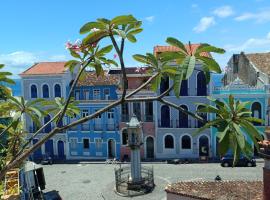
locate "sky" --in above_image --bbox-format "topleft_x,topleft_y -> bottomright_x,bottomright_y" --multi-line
1,0 -> 270,78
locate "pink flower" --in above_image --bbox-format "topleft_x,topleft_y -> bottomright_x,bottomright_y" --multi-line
113,54 -> 118,59
65,42 -> 72,49
135,67 -> 140,73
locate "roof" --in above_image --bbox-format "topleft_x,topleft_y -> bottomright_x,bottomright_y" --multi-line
108,67 -> 150,75
154,44 -> 210,57
165,181 -> 262,200
77,71 -> 119,86
20,62 -> 68,76
245,52 -> 270,75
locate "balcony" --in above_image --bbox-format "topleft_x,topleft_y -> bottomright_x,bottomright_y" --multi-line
158,119 -> 173,128
121,114 -> 129,122
94,122 -> 103,131
144,115 -> 154,122
176,120 -> 192,128
106,123 -> 119,131
81,123 -> 90,131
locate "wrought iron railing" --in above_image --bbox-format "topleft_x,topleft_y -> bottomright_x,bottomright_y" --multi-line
114,166 -> 154,196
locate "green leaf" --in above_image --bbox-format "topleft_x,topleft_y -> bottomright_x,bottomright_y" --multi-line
166,37 -> 188,54
114,29 -> 126,38
69,49 -> 81,59
173,70 -> 183,98
233,123 -> 246,150
111,15 -> 137,26
0,64 -> 4,69
126,34 -> 137,43
195,43 -> 225,56
151,74 -> 161,92
133,54 -> 148,63
228,95 -> 234,112
197,56 -> 222,73
202,65 -> 211,84
182,56 -> 196,79
128,28 -> 143,35
82,30 -> 108,45
97,45 -> 113,55
218,132 -> 230,156
80,22 -> 105,34
65,60 -> 80,73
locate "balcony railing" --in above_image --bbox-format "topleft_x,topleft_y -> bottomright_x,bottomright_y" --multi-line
158,119 -> 173,128
144,115 -> 154,122
176,120 -> 192,128
157,119 -> 210,129
94,122 -> 103,131
81,123 -> 90,131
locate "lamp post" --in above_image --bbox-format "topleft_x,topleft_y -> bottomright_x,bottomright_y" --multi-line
126,114 -> 144,187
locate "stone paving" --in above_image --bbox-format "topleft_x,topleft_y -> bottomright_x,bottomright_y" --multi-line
42,162 -> 263,200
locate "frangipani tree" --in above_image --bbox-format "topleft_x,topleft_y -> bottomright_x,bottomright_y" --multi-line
194,95 -> 263,165
0,14 -> 261,180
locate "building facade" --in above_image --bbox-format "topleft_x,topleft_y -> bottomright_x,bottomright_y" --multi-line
154,45 -> 212,160
109,68 -> 156,161
66,71 -> 121,160
211,77 -> 268,158
20,62 -> 74,160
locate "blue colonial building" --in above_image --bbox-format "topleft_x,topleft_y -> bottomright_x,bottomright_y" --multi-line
66,71 -> 121,160
211,76 -> 268,158
20,62 -> 74,161
154,45 -> 211,160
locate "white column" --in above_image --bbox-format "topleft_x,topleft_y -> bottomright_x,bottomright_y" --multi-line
130,148 -> 142,182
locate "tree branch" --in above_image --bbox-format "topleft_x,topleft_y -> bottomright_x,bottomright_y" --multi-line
109,34 -> 128,102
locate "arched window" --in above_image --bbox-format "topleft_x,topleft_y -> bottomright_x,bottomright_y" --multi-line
197,72 -> 207,96
179,105 -> 188,128
252,102 -> 262,126
42,84 -> 49,98
122,129 -> 128,145
44,115 -> 51,133
30,85 -> 37,98
164,135 -> 174,149
199,135 -> 209,156
160,76 -> 169,95
180,80 -> 188,96
54,84 -> 61,97
181,135 -> 191,149
197,105 -> 207,128
161,105 -> 170,127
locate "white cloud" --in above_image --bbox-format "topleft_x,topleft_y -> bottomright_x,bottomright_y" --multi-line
0,51 -> 69,78
193,17 -> 215,33
224,32 -> 270,52
145,16 -> 155,23
235,9 -> 270,23
213,6 -> 234,18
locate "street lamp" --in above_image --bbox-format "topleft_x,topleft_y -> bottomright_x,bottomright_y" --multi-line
126,114 -> 143,186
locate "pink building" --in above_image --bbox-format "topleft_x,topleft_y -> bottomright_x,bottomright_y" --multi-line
109,67 -> 156,161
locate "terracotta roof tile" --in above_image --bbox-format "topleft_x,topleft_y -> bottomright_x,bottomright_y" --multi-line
20,62 -> 67,76
245,52 -> 270,75
154,44 -> 210,57
77,71 -> 120,86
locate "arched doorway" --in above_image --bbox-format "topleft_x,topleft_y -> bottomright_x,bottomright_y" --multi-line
197,72 -> 207,96
179,105 -> 188,128
146,137 -> 154,159
161,105 -> 170,127
33,139 -> 42,160
251,102 -> 262,126
199,135 -> 209,156
45,139 -> 54,158
57,140 -> 65,159
108,139 -> 116,158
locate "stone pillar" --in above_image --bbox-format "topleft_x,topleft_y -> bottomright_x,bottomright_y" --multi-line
130,148 -> 141,182
264,159 -> 270,200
